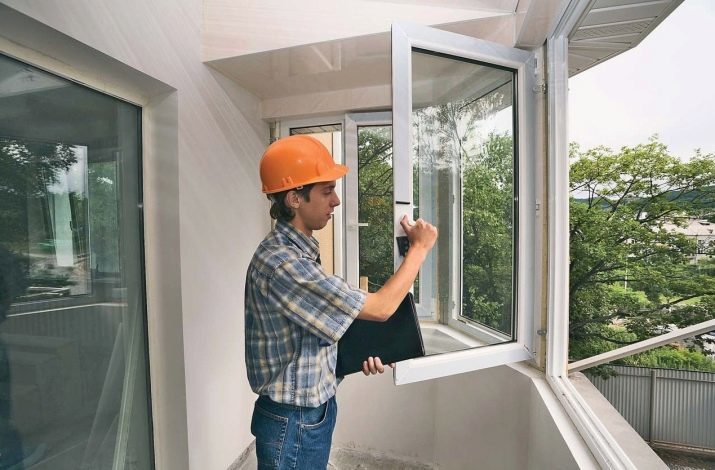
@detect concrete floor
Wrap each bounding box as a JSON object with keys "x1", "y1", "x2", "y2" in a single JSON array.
[
  {"x1": 654, "y1": 448, "x2": 715, "y2": 470},
  {"x1": 235, "y1": 444, "x2": 437, "y2": 469}
]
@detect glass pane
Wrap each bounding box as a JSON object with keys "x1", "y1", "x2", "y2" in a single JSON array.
[
  {"x1": 357, "y1": 126, "x2": 393, "y2": 292},
  {"x1": 0, "y1": 54, "x2": 153, "y2": 469},
  {"x1": 412, "y1": 48, "x2": 516, "y2": 347}
]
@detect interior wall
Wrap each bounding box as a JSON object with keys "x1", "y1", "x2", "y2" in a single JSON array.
[
  {"x1": 334, "y1": 371, "x2": 437, "y2": 462},
  {"x1": 432, "y1": 366, "x2": 531, "y2": 469},
  {"x1": 0, "y1": 1, "x2": 270, "y2": 469},
  {"x1": 526, "y1": 378, "x2": 585, "y2": 470},
  {"x1": 335, "y1": 364, "x2": 595, "y2": 469}
]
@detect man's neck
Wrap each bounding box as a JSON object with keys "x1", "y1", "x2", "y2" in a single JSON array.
[{"x1": 288, "y1": 219, "x2": 312, "y2": 238}]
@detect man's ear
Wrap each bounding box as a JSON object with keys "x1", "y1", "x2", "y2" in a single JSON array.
[{"x1": 286, "y1": 190, "x2": 300, "y2": 209}]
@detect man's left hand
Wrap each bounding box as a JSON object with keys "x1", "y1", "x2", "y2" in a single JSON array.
[{"x1": 362, "y1": 357, "x2": 396, "y2": 375}]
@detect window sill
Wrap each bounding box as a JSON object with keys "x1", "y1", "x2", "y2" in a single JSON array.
[{"x1": 568, "y1": 372, "x2": 668, "y2": 470}]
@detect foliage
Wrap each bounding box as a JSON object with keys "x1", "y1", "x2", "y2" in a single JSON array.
[
  {"x1": 623, "y1": 344, "x2": 715, "y2": 372},
  {"x1": 357, "y1": 114, "x2": 715, "y2": 374},
  {"x1": 358, "y1": 91, "x2": 514, "y2": 333},
  {"x1": 462, "y1": 132, "x2": 513, "y2": 332},
  {"x1": 357, "y1": 127, "x2": 394, "y2": 291},
  {"x1": 569, "y1": 138, "x2": 715, "y2": 375}
]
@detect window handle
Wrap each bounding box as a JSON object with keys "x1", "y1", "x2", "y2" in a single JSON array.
[{"x1": 396, "y1": 236, "x2": 410, "y2": 257}]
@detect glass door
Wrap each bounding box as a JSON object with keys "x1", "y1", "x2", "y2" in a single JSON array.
[{"x1": 391, "y1": 22, "x2": 538, "y2": 384}]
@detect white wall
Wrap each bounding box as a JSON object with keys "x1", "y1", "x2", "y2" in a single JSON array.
[
  {"x1": 0, "y1": 1, "x2": 270, "y2": 468},
  {"x1": 334, "y1": 371, "x2": 437, "y2": 461},
  {"x1": 334, "y1": 364, "x2": 591, "y2": 469}
]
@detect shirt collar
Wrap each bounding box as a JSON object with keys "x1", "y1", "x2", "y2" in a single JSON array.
[{"x1": 275, "y1": 220, "x2": 320, "y2": 260}]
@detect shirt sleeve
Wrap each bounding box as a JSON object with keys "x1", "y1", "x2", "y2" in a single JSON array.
[{"x1": 269, "y1": 256, "x2": 366, "y2": 344}]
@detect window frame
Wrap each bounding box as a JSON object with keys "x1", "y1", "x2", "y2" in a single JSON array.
[
  {"x1": 0, "y1": 21, "x2": 186, "y2": 468},
  {"x1": 389, "y1": 22, "x2": 539, "y2": 384},
  {"x1": 0, "y1": 49, "x2": 153, "y2": 465},
  {"x1": 544, "y1": 2, "x2": 644, "y2": 468},
  {"x1": 345, "y1": 111, "x2": 436, "y2": 320},
  {"x1": 344, "y1": 112, "x2": 391, "y2": 289},
  {"x1": 545, "y1": 5, "x2": 715, "y2": 466}
]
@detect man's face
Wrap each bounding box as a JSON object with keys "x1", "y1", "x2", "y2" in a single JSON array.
[{"x1": 291, "y1": 181, "x2": 340, "y2": 236}]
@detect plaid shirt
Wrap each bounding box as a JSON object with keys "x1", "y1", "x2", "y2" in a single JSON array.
[{"x1": 245, "y1": 220, "x2": 366, "y2": 407}]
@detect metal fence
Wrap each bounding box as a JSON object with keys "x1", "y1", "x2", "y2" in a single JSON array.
[{"x1": 586, "y1": 365, "x2": 715, "y2": 451}]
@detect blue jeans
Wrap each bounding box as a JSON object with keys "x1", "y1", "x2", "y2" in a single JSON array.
[{"x1": 251, "y1": 395, "x2": 337, "y2": 469}]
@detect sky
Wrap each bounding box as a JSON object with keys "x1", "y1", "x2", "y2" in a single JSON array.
[{"x1": 568, "y1": 0, "x2": 715, "y2": 160}]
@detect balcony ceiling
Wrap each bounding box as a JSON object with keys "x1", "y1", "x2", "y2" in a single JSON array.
[{"x1": 204, "y1": 0, "x2": 683, "y2": 119}]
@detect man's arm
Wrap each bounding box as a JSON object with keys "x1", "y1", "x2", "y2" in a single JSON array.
[{"x1": 357, "y1": 215, "x2": 437, "y2": 322}]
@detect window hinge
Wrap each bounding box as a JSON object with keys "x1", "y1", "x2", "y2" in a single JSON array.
[
  {"x1": 537, "y1": 329, "x2": 547, "y2": 336},
  {"x1": 533, "y1": 83, "x2": 547, "y2": 94}
]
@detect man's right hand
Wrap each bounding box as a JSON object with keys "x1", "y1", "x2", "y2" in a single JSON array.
[
  {"x1": 400, "y1": 215, "x2": 437, "y2": 252},
  {"x1": 357, "y1": 216, "x2": 438, "y2": 322}
]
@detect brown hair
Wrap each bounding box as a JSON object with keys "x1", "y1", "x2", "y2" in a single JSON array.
[{"x1": 268, "y1": 184, "x2": 314, "y2": 222}]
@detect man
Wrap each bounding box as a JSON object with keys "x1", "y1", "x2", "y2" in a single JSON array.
[{"x1": 245, "y1": 135, "x2": 437, "y2": 469}]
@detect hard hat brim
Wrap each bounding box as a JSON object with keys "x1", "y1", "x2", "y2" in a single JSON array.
[{"x1": 262, "y1": 163, "x2": 349, "y2": 194}]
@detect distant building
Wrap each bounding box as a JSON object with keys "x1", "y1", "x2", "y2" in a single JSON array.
[{"x1": 663, "y1": 217, "x2": 715, "y2": 262}]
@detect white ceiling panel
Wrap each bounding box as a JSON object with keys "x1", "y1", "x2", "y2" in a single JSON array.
[{"x1": 204, "y1": 0, "x2": 683, "y2": 119}]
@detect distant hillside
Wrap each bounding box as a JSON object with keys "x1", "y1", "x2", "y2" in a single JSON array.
[{"x1": 572, "y1": 186, "x2": 715, "y2": 221}]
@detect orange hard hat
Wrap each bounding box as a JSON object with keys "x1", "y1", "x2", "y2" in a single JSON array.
[{"x1": 260, "y1": 135, "x2": 348, "y2": 194}]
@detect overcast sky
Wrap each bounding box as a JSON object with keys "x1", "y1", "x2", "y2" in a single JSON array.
[{"x1": 568, "y1": 0, "x2": 715, "y2": 160}]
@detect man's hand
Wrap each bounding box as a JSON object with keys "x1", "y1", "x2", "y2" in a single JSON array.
[
  {"x1": 400, "y1": 215, "x2": 437, "y2": 252},
  {"x1": 362, "y1": 357, "x2": 396, "y2": 375}
]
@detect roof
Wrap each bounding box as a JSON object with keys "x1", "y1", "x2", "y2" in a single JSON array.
[{"x1": 568, "y1": 0, "x2": 683, "y2": 76}]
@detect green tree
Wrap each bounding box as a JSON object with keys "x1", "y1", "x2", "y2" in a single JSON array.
[
  {"x1": 409, "y1": 86, "x2": 514, "y2": 333},
  {"x1": 357, "y1": 127, "x2": 394, "y2": 291},
  {"x1": 569, "y1": 138, "x2": 715, "y2": 373},
  {"x1": 462, "y1": 132, "x2": 513, "y2": 332}
]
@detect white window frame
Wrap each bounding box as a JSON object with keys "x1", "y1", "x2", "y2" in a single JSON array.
[
  {"x1": 390, "y1": 22, "x2": 538, "y2": 385},
  {"x1": 344, "y1": 112, "x2": 391, "y2": 288},
  {"x1": 344, "y1": 111, "x2": 436, "y2": 319},
  {"x1": 543, "y1": 1, "x2": 713, "y2": 468},
  {"x1": 543, "y1": 3, "x2": 640, "y2": 467},
  {"x1": 0, "y1": 25, "x2": 187, "y2": 469}
]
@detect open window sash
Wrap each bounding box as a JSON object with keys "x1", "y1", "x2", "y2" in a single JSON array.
[{"x1": 391, "y1": 22, "x2": 538, "y2": 385}]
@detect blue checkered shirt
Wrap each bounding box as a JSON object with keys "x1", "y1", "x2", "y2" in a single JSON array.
[{"x1": 245, "y1": 220, "x2": 366, "y2": 407}]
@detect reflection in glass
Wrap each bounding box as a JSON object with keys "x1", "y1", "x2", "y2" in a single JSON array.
[
  {"x1": 0, "y1": 54, "x2": 153, "y2": 468},
  {"x1": 412, "y1": 48, "x2": 516, "y2": 347}
]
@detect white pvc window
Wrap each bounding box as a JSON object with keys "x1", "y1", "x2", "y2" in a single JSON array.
[
  {"x1": 390, "y1": 22, "x2": 538, "y2": 384},
  {"x1": 344, "y1": 113, "x2": 433, "y2": 320},
  {"x1": 544, "y1": 5, "x2": 715, "y2": 465}
]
